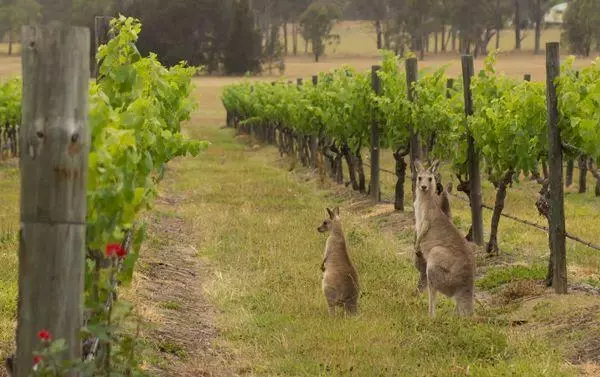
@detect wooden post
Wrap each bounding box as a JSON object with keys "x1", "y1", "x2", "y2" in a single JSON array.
[
  {"x1": 370, "y1": 65, "x2": 382, "y2": 201},
  {"x1": 310, "y1": 75, "x2": 318, "y2": 168},
  {"x1": 17, "y1": 23, "x2": 90, "y2": 377},
  {"x1": 296, "y1": 78, "x2": 306, "y2": 164},
  {"x1": 578, "y1": 154, "x2": 588, "y2": 193},
  {"x1": 405, "y1": 58, "x2": 420, "y2": 201},
  {"x1": 545, "y1": 42, "x2": 567, "y2": 294},
  {"x1": 524, "y1": 73, "x2": 531, "y2": 82},
  {"x1": 93, "y1": 16, "x2": 113, "y2": 79},
  {"x1": 461, "y1": 55, "x2": 484, "y2": 246},
  {"x1": 446, "y1": 78, "x2": 454, "y2": 98}
]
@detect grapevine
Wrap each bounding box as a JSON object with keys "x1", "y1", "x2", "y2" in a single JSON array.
[
  {"x1": 1, "y1": 15, "x2": 208, "y2": 376},
  {"x1": 222, "y1": 49, "x2": 600, "y2": 256}
]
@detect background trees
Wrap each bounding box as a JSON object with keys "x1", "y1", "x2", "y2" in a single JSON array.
[
  {"x1": 0, "y1": 0, "x2": 40, "y2": 55},
  {"x1": 224, "y1": 0, "x2": 263, "y2": 75},
  {"x1": 299, "y1": 2, "x2": 341, "y2": 62},
  {"x1": 0, "y1": 0, "x2": 596, "y2": 74},
  {"x1": 561, "y1": 0, "x2": 600, "y2": 56}
]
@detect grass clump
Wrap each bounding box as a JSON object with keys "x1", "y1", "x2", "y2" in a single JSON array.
[
  {"x1": 477, "y1": 265, "x2": 547, "y2": 291},
  {"x1": 160, "y1": 301, "x2": 181, "y2": 311}
]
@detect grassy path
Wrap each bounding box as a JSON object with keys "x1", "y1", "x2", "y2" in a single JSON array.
[{"x1": 132, "y1": 111, "x2": 584, "y2": 376}]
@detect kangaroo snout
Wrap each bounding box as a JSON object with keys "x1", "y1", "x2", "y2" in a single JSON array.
[{"x1": 420, "y1": 185, "x2": 428, "y2": 191}]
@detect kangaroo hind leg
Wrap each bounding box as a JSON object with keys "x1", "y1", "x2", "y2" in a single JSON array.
[{"x1": 455, "y1": 291, "x2": 474, "y2": 317}]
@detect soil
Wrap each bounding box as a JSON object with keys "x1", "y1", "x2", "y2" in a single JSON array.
[{"x1": 129, "y1": 193, "x2": 236, "y2": 377}]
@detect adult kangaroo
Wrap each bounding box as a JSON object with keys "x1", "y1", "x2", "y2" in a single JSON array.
[
  {"x1": 415, "y1": 178, "x2": 453, "y2": 293},
  {"x1": 414, "y1": 160, "x2": 475, "y2": 317}
]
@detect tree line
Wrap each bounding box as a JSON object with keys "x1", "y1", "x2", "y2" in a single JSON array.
[{"x1": 1, "y1": 0, "x2": 599, "y2": 75}]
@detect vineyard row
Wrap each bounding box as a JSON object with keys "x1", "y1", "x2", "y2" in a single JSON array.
[{"x1": 222, "y1": 45, "x2": 600, "y2": 293}]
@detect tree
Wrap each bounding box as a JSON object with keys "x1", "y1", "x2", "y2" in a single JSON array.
[
  {"x1": 352, "y1": 0, "x2": 394, "y2": 50},
  {"x1": 528, "y1": 0, "x2": 561, "y2": 54},
  {"x1": 224, "y1": 0, "x2": 262, "y2": 74},
  {"x1": 123, "y1": 0, "x2": 233, "y2": 71},
  {"x1": 562, "y1": 0, "x2": 600, "y2": 56},
  {"x1": 450, "y1": 0, "x2": 498, "y2": 56},
  {"x1": 0, "y1": 0, "x2": 40, "y2": 55},
  {"x1": 299, "y1": 2, "x2": 340, "y2": 62}
]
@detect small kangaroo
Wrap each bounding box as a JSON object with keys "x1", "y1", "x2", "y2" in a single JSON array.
[
  {"x1": 318, "y1": 207, "x2": 360, "y2": 316},
  {"x1": 436, "y1": 181, "x2": 453, "y2": 220},
  {"x1": 414, "y1": 160, "x2": 475, "y2": 317}
]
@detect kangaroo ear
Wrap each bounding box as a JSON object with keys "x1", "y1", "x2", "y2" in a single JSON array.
[
  {"x1": 333, "y1": 207, "x2": 340, "y2": 216},
  {"x1": 429, "y1": 159, "x2": 440, "y2": 173},
  {"x1": 414, "y1": 160, "x2": 424, "y2": 172},
  {"x1": 326, "y1": 208, "x2": 334, "y2": 219}
]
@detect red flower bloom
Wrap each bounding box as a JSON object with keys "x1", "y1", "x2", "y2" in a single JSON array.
[
  {"x1": 116, "y1": 246, "x2": 127, "y2": 258},
  {"x1": 37, "y1": 329, "x2": 52, "y2": 342},
  {"x1": 33, "y1": 355, "x2": 42, "y2": 365},
  {"x1": 105, "y1": 243, "x2": 126, "y2": 258}
]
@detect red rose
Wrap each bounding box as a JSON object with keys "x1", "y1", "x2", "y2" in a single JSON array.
[
  {"x1": 105, "y1": 243, "x2": 126, "y2": 258},
  {"x1": 33, "y1": 355, "x2": 42, "y2": 365},
  {"x1": 37, "y1": 329, "x2": 52, "y2": 342},
  {"x1": 116, "y1": 246, "x2": 127, "y2": 258}
]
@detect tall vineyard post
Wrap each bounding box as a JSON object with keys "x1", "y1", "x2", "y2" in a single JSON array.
[
  {"x1": 545, "y1": 42, "x2": 567, "y2": 294},
  {"x1": 370, "y1": 65, "x2": 382, "y2": 201},
  {"x1": 310, "y1": 75, "x2": 319, "y2": 169},
  {"x1": 461, "y1": 55, "x2": 484, "y2": 246},
  {"x1": 16, "y1": 23, "x2": 90, "y2": 377},
  {"x1": 296, "y1": 78, "x2": 307, "y2": 166},
  {"x1": 405, "y1": 58, "x2": 420, "y2": 202}
]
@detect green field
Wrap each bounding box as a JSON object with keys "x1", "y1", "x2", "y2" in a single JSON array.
[{"x1": 1, "y1": 20, "x2": 600, "y2": 377}]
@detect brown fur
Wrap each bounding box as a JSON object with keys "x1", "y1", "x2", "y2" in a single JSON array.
[
  {"x1": 414, "y1": 160, "x2": 475, "y2": 317},
  {"x1": 317, "y1": 207, "x2": 360, "y2": 316},
  {"x1": 436, "y1": 182, "x2": 453, "y2": 220}
]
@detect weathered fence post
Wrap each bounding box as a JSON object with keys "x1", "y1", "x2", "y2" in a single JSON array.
[
  {"x1": 461, "y1": 55, "x2": 484, "y2": 246},
  {"x1": 446, "y1": 78, "x2": 454, "y2": 97},
  {"x1": 370, "y1": 65, "x2": 382, "y2": 201},
  {"x1": 545, "y1": 42, "x2": 567, "y2": 294},
  {"x1": 296, "y1": 78, "x2": 307, "y2": 165},
  {"x1": 310, "y1": 75, "x2": 319, "y2": 168},
  {"x1": 16, "y1": 23, "x2": 90, "y2": 377},
  {"x1": 405, "y1": 58, "x2": 420, "y2": 202},
  {"x1": 93, "y1": 16, "x2": 113, "y2": 79},
  {"x1": 578, "y1": 154, "x2": 588, "y2": 193}
]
